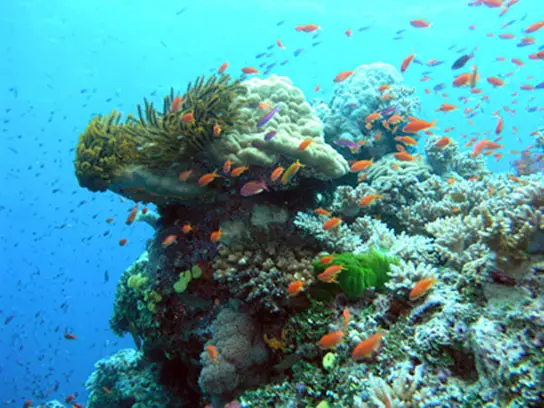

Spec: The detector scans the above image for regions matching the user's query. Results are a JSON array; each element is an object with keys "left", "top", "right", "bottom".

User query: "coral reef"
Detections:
[
  {"left": 71, "top": 61, "right": 544, "bottom": 408},
  {"left": 86, "top": 349, "right": 183, "bottom": 407}
]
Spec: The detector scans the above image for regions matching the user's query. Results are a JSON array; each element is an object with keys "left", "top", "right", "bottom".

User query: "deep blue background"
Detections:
[{"left": 1, "top": 0, "right": 542, "bottom": 405}]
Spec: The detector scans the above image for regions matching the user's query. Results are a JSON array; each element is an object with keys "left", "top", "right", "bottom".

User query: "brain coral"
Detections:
[{"left": 204, "top": 74, "right": 349, "bottom": 179}]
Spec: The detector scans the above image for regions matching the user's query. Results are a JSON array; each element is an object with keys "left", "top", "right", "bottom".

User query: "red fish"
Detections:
[
  {"left": 276, "top": 39, "right": 286, "bottom": 49},
  {"left": 119, "top": 238, "right": 128, "bottom": 246},
  {"left": 126, "top": 205, "right": 139, "bottom": 225},
  {"left": 218, "top": 62, "right": 229, "bottom": 74},
  {"left": 240, "top": 180, "right": 268, "bottom": 197},
  {"left": 242, "top": 67, "right": 260, "bottom": 74},
  {"left": 171, "top": 96, "right": 184, "bottom": 113},
  {"left": 334, "top": 70, "right": 354, "bottom": 83},
  {"left": 295, "top": 24, "right": 321, "bottom": 33},
  {"left": 64, "top": 333, "right": 77, "bottom": 340},
  {"left": 487, "top": 77, "right": 504, "bottom": 87},
  {"left": 345, "top": 29, "right": 352, "bottom": 37},
  {"left": 401, "top": 53, "right": 416, "bottom": 73},
  {"left": 410, "top": 19, "right": 430, "bottom": 28},
  {"left": 524, "top": 21, "right": 544, "bottom": 33},
  {"left": 472, "top": 139, "right": 503, "bottom": 157}
]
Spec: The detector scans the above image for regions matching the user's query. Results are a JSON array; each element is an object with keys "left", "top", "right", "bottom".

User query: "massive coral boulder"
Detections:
[
  {"left": 205, "top": 74, "right": 349, "bottom": 180},
  {"left": 322, "top": 62, "right": 420, "bottom": 148}
]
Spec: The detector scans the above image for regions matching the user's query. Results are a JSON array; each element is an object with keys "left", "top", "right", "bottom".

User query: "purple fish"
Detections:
[
  {"left": 334, "top": 139, "right": 363, "bottom": 154},
  {"left": 380, "top": 106, "right": 396, "bottom": 116},
  {"left": 257, "top": 106, "right": 280, "bottom": 128},
  {"left": 240, "top": 180, "right": 269, "bottom": 197},
  {"left": 264, "top": 130, "right": 277, "bottom": 141}
]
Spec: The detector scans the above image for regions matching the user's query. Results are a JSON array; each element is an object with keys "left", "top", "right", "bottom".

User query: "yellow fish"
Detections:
[{"left": 281, "top": 160, "right": 305, "bottom": 185}]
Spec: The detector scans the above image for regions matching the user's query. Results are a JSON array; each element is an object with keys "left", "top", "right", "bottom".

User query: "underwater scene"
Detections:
[{"left": 1, "top": 0, "right": 543, "bottom": 407}]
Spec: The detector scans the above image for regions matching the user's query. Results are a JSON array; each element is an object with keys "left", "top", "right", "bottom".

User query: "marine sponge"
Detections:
[
  {"left": 198, "top": 308, "right": 269, "bottom": 402},
  {"left": 205, "top": 74, "right": 349, "bottom": 180},
  {"left": 313, "top": 249, "right": 398, "bottom": 299},
  {"left": 75, "top": 110, "right": 141, "bottom": 192}
]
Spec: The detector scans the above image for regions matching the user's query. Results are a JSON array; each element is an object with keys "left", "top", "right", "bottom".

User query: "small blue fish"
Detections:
[
  {"left": 312, "top": 41, "right": 322, "bottom": 47},
  {"left": 535, "top": 82, "right": 544, "bottom": 89},
  {"left": 433, "top": 83, "right": 446, "bottom": 91},
  {"left": 266, "top": 63, "right": 277, "bottom": 69},
  {"left": 280, "top": 60, "right": 288, "bottom": 66},
  {"left": 294, "top": 48, "right": 304, "bottom": 57},
  {"left": 393, "top": 36, "right": 404, "bottom": 40},
  {"left": 527, "top": 106, "right": 538, "bottom": 112},
  {"left": 264, "top": 130, "right": 277, "bottom": 141},
  {"left": 257, "top": 106, "right": 280, "bottom": 128},
  {"left": 358, "top": 26, "right": 371, "bottom": 32},
  {"left": 276, "top": 20, "right": 285, "bottom": 26},
  {"left": 396, "top": 29, "right": 405, "bottom": 35},
  {"left": 256, "top": 52, "right": 266, "bottom": 59},
  {"left": 267, "top": 44, "right": 275, "bottom": 50}
]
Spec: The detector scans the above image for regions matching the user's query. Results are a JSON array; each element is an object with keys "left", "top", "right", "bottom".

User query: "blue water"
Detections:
[{"left": 0, "top": 0, "right": 542, "bottom": 405}]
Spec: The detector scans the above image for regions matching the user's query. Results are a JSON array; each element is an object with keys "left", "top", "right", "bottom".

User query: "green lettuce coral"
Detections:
[{"left": 313, "top": 249, "right": 398, "bottom": 299}]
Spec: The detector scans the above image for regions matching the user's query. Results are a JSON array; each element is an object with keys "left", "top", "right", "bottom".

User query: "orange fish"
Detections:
[
  {"left": 178, "top": 169, "right": 193, "bottom": 182},
  {"left": 494, "top": 113, "right": 504, "bottom": 135},
  {"left": 401, "top": 53, "right": 416, "bottom": 73},
  {"left": 218, "top": 62, "right": 229, "bottom": 74},
  {"left": 199, "top": 170, "right": 220, "bottom": 186},
  {"left": 343, "top": 308, "right": 350, "bottom": 327},
  {"left": 409, "top": 278, "right": 437, "bottom": 301},
  {"left": 487, "top": 77, "right": 504, "bottom": 87},
  {"left": 402, "top": 119, "right": 436, "bottom": 133},
  {"left": 394, "top": 136, "right": 418, "bottom": 146},
  {"left": 345, "top": 29, "right": 352, "bottom": 37},
  {"left": 210, "top": 228, "right": 222, "bottom": 242},
  {"left": 349, "top": 159, "right": 374, "bottom": 172},
  {"left": 334, "top": 70, "right": 354, "bottom": 83},
  {"left": 471, "top": 139, "right": 503, "bottom": 157},
  {"left": 323, "top": 217, "right": 342, "bottom": 231},
  {"left": 436, "top": 103, "right": 457, "bottom": 113},
  {"left": 171, "top": 96, "right": 184, "bottom": 113},
  {"left": 182, "top": 224, "right": 193, "bottom": 234},
  {"left": 119, "top": 238, "right": 128, "bottom": 246},
  {"left": 435, "top": 137, "right": 451, "bottom": 148},
  {"left": 298, "top": 139, "right": 314, "bottom": 151},
  {"left": 365, "top": 112, "right": 381, "bottom": 123},
  {"left": 499, "top": 33, "right": 514, "bottom": 39},
  {"left": 23, "top": 401, "right": 32, "bottom": 408},
  {"left": 318, "top": 330, "right": 345, "bottom": 349},
  {"left": 102, "top": 386, "right": 112, "bottom": 394},
  {"left": 276, "top": 39, "right": 286, "bottom": 49},
  {"left": 453, "top": 73, "right": 471, "bottom": 87},
  {"left": 470, "top": 65, "right": 479, "bottom": 87},
  {"left": 314, "top": 208, "right": 332, "bottom": 217},
  {"left": 396, "top": 144, "right": 406, "bottom": 152},
  {"left": 511, "top": 58, "right": 523, "bottom": 66},
  {"left": 295, "top": 24, "right": 321, "bottom": 33},
  {"left": 524, "top": 21, "right": 544, "bottom": 33},
  {"left": 351, "top": 331, "right": 384, "bottom": 360},
  {"left": 126, "top": 205, "right": 139, "bottom": 226},
  {"left": 319, "top": 254, "right": 335, "bottom": 265},
  {"left": 242, "top": 67, "right": 260, "bottom": 74},
  {"left": 394, "top": 152, "right": 415, "bottom": 161},
  {"left": 182, "top": 112, "right": 194, "bottom": 123},
  {"left": 520, "top": 84, "right": 533, "bottom": 91},
  {"left": 222, "top": 159, "right": 232, "bottom": 174},
  {"left": 207, "top": 345, "right": 219, "bottom": 363},
  {"left": 447, "top": 178, "right": 456, "bottom": 184},
  {"left": 270, "top": 166, "right": 285, "bottom": 182},
  {"left": 314, "top": 85, "right": 321, "bottom": 92},
  {"left": 258, "top": 102, "right": 271, "bottom": 110},
  {"left": 317, "top": 264, "right": 345, "bottom": 283},
  {"left": 482, "top": 0, "right": 503, "bottom": 7},
  {"left": 410, "top": 19, "right": 430, "bottom": 28},
  {"left": 64, "top": 332, "right": 77, "bottom": 340},
  {"left": 230, "top": 165, "right": 249, "bottom": 177},
  {"left": 106, "top": 217, "right": 114, "bottom": 223},
  {"left": 374, "top": 131, "right": 382, "bottom": 141},
  {"left": 378, "top": 84, "right": 390, "bottom": 92},
  {"left": 359, "top": 194, "right": 384, "bottom": 207},
  {"left": 288, "top": 280, "right": 305, "bottom": 297},
  {"left": 213, "top": 124, "right": 222, "bottom": 137},
  {"left": 161, "top": 234, "right": 177, "bottom": 248}
]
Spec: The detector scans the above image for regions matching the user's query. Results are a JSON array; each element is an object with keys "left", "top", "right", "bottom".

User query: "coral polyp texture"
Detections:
[{"left": 72, "top": 63, "right": 543, "bottom": 408}]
